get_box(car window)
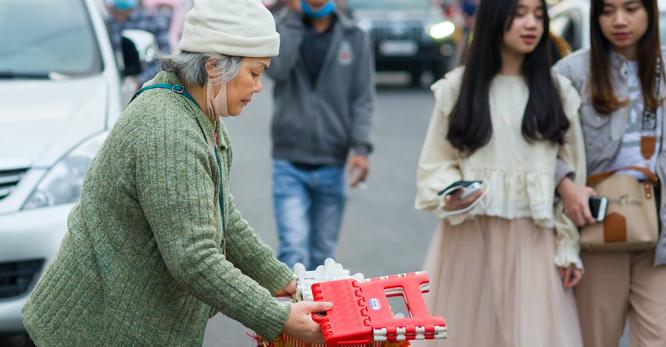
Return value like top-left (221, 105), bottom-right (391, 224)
top-left (0, 0), bottom-right (102, 78)
top-left (347, 0), bottom-right (432, 11)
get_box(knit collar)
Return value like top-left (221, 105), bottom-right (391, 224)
top-left (148, 71), bottom-right (228, 149)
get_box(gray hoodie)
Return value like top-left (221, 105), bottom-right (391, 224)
top-left (555, 48), bottom-right (666, 266)
top-left (267, 9), bottom-right (375, 166)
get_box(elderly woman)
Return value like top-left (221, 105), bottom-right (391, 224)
top-left (21, 0), bottom-right (331, 345)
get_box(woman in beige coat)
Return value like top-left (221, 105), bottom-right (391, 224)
top-left (415, 0), bottom-right (586, 345)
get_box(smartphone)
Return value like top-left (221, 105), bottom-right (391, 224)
top-left (459, 181), bottom-right (482, 199)
top-left (437, 180), bottom-right (483, 199)
top-left (588, 196), bottom-right (608, 223)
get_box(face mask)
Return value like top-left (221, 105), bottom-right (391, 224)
top-left (206, 80), bottom-right (229, 120)
top-left (110, 0), bottom-right (138, 10)
top-left (301, 0), bottom-right (336, 19)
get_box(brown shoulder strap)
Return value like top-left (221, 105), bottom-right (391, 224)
top-left (587, 166), bottom-right (659, 186)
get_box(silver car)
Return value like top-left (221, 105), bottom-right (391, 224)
top-left (0, 0), bottom-right (153, 342)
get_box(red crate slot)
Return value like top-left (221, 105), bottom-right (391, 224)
top-left (311, 272), bottom-right (447, 345)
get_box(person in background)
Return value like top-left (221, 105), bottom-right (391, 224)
top-left (21, 0), bottom-right (331, 344)
top-left (141, 0), bottom-right (191, 52)
top-left (460, 0), bottom-right (480, 27)
top-left (106, 0), bottom-right (172, 88)
top-left (554, 0), bottom-right (666, 345)
top-left (267, 0), bottom-right (375, 270)
top-left (452, 0), bottom-right (480, 65)
top-left (415, 0), bottom-right (586, 345)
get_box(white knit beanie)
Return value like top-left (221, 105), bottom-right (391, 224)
top-left (179, 0), bottom-right (280, 57)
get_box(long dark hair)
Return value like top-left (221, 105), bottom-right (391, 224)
top-left (447, 0), bottom-right (570, 154)
top-left (590, 0), bottom-right (660, 115)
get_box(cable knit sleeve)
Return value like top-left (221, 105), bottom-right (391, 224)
top-left (225, 193), bottom-right (295, 294)
top-left (414, 68), bottom-right (463, 215)
top-left (216, 122), bottom-right (295, 295)
top-left (553, 75), bottom-right (586, 270)
top-left (135, 109), bottom-right (290, 340)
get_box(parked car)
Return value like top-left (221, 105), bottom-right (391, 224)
top-left (0, 0), bottom-right (153, 341)
top-left (347, 0), bottom-right (458, 86)
top-left (549, 0), bottom-right (666, 52)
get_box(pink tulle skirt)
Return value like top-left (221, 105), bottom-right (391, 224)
top-left (414, 217), bottom-right (582, 347)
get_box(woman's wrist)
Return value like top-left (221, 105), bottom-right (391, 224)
top-left (557, 176), bottom-right (575, 198)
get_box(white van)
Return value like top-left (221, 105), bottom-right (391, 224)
top-left (0, 0), bottom-right (153, 340)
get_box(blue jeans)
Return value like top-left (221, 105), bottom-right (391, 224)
top-left (272, 159), bottom-right (346, 270)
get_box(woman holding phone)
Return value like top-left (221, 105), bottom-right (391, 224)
top-left (554, 0), bottom-right (666, 345)
top-left (414, 0), bottom-right (587, 345)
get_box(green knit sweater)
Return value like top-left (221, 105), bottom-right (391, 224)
top-left (22, 72), bottom-right (294, 346)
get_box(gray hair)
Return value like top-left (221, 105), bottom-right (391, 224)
top-left (159, 51), bottom-right (243, 86)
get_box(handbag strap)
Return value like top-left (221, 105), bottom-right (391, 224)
top-left (640, 57), bottom-right (663, 159)
top-left (130, 83), bottom-right (200, 110)
top-left (654, 58), bottom-right (665, 199)
top-left (587, 166), bottom-right (659, 186)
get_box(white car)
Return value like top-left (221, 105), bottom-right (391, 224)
top-left (0, 0), bottom-right (152, 339)
top-left (550, 0), bottom-right (666, 51)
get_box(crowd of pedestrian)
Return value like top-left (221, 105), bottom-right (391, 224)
top-left (17, 0), bottom-right (666, 346)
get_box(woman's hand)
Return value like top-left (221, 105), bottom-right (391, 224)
top-left (283, 301), bottom-right (333, 343)
top-left (557, 265), bottom-right (583, 289)
top-left (443, 188), bottom-right (482, 211)
top-left (557, 177), bottom-right (596, 227)
top-left (274, 280), bottom-right (297, 297)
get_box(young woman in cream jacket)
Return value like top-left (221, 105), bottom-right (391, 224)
top-left (414, 0), bottom-right (586, 345)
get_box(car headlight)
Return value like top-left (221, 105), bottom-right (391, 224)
top-left (22, 132), bottom-right (108, 210)
top-left (429, 21), bottom-right (456, 40)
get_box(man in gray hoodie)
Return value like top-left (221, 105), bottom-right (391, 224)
top-left (267, 0), bottom-right (375, 270)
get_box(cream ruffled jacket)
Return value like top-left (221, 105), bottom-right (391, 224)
top-left (415, 67), bottom-right (586, 269)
